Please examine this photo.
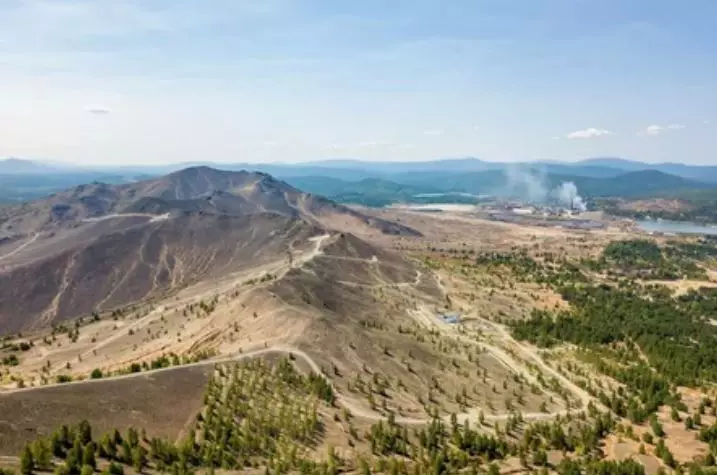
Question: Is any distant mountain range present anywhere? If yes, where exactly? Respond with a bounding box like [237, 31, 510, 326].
[3, 156, 717, 180]
[282, 170, 715, 207]
[2, 157, 717, 206]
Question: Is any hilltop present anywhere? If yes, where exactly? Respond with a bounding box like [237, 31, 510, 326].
[0, 167, 420, 332]
[0, 166, 418, 237]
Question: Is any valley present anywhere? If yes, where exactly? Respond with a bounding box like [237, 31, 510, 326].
[1, 0, 715, 471]
[1, 168, 717, 475]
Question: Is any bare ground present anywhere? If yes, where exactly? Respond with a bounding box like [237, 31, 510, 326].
[0, 364, 212, 454]
[0, 206, 649, 463]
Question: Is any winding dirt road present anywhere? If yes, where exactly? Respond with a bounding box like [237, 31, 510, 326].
[0, 231, 596, 432]
[81, 213, 170, 223]
[474, 315, 599, 412]
[0, 233, 39, 262]
[407, 305, 599, 417]
[0, 341, 587, 426]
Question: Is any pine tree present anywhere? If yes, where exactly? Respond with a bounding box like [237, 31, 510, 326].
[132, 446, 147, 473]
[120, 441, 131, 464]
[532, 449, 548, 467]
[51, 431, 64, 457]
[359, 457, 371, 475]
[59, 426, 70, 448]
[65, 446, 80, 475]
[111, 430, 122, 446]
[127, 428, 139, 449]
[54, 465, 70, 475]
[107, 462, 123, 475]
[20, 445, 35, 475]
[82, 443, 96, 470]
[77, 421, 92, 445]
[31, 439, 51, 470]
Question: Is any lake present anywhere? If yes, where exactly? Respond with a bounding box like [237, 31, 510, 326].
[637, 219, 717, 236]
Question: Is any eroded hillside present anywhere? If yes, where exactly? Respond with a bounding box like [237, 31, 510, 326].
[0, 213, 321, 333]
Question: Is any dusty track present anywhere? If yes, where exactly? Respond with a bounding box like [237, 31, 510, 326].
[83, 305, 166, 358]
[334, 269, 422, 289]
[407, 306, 600, 419]
[74, 232, 331, 365]
[0, 233, 39, 262]
[474, 315, 598, 412]
[0, 229, 596, 431]
[81, 213, 170, 223]
[0, 343, 587, 426]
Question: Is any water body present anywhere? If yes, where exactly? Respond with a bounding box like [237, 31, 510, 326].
[637, 219, 717, 236]
[413, 192, 490, 199]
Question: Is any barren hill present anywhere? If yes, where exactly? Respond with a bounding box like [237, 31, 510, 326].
[0, 212, 322, 334]
[0, 167, 419, 334]
[0, 166, 418, 237]
[0, 173, 589, 458]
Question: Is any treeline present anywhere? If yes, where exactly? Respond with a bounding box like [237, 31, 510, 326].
[474, 251, 588, 287]
[600, 198, 717, 224]
[585, 239, 708, 280]
[512, 282, 717, 386]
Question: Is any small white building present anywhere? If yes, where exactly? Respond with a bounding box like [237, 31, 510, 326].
[440, 313, 460, 324]
[511, 207, 535, 216]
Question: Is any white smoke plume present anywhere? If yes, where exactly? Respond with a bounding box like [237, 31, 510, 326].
[495, 166, 588, 211]
[553, 182, 587, 211]
[503, 166, 549, 203]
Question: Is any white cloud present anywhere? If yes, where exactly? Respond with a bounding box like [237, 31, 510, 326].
[262, 141, 278, 147]
[565, 128, 614, 139]
[644, 124, 664, 136]
[423, 129, 442, 136]
[639, 124, 687, 136]
[85, 104, 111, 115]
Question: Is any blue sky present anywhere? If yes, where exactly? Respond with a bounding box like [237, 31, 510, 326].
[0, 0, 715, 165]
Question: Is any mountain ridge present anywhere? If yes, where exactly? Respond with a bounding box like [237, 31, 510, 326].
[0, 166, 419, 333]
[3, 156, 716, 177]
[2, 158, 717, 208]
[0, 166, 419, 237]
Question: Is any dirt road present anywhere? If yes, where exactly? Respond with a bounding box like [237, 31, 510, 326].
[408, 305, 599, 416]
[81, 213, 170, 223]
[0, 230, 594, 428]
[0, 233, 39, 262]
[474, 315, 599, 411]
[0, 342, 586, 426]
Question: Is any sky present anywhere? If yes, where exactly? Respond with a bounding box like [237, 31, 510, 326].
[0, 0, 715, 166]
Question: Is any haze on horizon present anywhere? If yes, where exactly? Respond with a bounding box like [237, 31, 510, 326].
[0, 0, 715, 166]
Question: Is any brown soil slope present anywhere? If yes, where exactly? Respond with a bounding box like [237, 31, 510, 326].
[0, 212, 320, 334]
[271, 232, 445, 371]
[0, 167, 418, 335]
[0, 364, 212, 454]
